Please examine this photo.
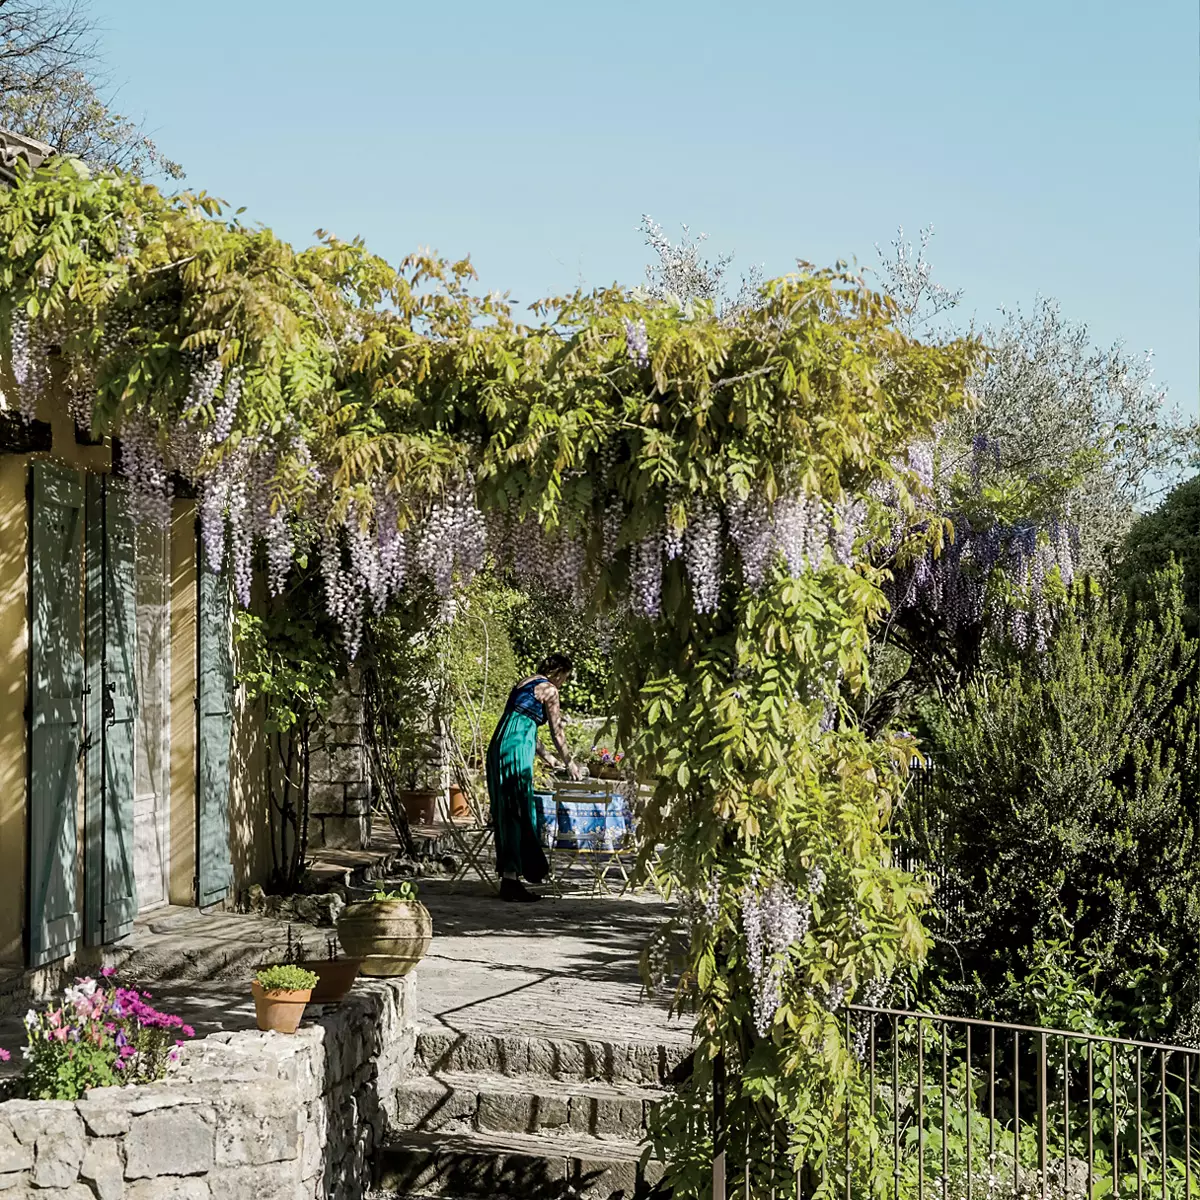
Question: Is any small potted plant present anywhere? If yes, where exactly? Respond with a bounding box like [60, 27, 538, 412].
[251, 964, 319, 1034]
[336, 881, 432, 978]
[289, 931, 361, 1005]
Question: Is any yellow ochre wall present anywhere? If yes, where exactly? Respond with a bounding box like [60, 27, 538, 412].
[168, 500, 198, 908]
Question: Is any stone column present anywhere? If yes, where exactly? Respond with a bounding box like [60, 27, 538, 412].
[305, 668, 373, 852]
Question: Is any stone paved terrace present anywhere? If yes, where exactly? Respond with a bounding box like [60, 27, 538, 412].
[411, 876, 691, 1050]
[0, 867, 691, 1084]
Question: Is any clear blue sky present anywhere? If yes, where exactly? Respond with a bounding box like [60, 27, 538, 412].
[95, 0, 1198, 413]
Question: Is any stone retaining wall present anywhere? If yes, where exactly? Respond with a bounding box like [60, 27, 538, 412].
[0, 976, 415, 1199]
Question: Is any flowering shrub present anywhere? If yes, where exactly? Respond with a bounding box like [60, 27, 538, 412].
[10, 969, 195, 1101]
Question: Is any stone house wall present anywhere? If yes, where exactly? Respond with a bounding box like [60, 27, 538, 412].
[0, 977, 415, 1199]
[306, 670, 373, 854]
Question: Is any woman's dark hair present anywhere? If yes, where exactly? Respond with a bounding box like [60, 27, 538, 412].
[536, 653, 573, 678]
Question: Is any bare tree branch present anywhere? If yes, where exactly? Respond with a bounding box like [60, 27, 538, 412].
[0, 0, 183, 179]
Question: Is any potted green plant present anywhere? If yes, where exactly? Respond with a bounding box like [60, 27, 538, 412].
[336, 882, 433, 977]
[251, 964, 319, 1034]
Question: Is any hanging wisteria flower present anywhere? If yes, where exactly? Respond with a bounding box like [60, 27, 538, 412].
[118, 413, 174, 529]
[906, 440, 935, 491]
[630, 534, 664, 619]
[663, 508, 684, 561]
[773, 491, 812, 576]
[320, 519, 368, 660]
[683, 502, 722, 614]
[623, 317, 650, 369]
[741, 874, 815, 1036]
[211, 368, 242, 445]
[415, 478, 489, 596]
[9, 311, 43, 424]
[727, 491, 775, 588]
[830, 495, 866, 567]
[602, 500, 624, 561]
[373, 487, 408, 607]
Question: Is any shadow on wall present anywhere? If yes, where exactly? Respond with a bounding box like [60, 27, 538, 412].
[0, 434, 29, 966]
[229, 572, 271, 899]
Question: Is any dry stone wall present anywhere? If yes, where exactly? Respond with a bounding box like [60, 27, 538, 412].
[0, 976, 415, 1199]
[307, 669, 373, 853]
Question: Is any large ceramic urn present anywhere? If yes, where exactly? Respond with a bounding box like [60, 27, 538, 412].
[336, 899, 433, 977]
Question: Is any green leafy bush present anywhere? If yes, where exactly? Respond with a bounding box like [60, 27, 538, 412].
[254, 965, 319, 994]
[1120, 473, 1200, 636]
[910, 564, 1200, 1039]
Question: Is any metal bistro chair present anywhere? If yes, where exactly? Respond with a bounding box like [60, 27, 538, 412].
[445, 777, 500, 895]
[549, 778, 655, 896]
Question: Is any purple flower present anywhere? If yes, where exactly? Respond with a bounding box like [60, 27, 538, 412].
[622, 317, 650, 369]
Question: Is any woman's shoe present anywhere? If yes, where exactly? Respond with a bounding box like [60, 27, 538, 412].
[499, 877, 542, 903]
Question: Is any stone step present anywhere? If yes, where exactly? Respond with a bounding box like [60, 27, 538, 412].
[415, 1029, 690, 1087]
[395, 1069, 664, 1141]
[378, 1128, 663, 1200]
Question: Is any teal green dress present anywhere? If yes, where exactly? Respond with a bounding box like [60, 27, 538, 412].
[486, 676, 552, 884]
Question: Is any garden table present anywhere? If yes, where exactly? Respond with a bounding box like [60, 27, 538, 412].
[540, 779, 645, 896]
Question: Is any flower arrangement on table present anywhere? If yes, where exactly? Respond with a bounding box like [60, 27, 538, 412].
[1, 967, 195, 1100]
[587, 746, 626, 779]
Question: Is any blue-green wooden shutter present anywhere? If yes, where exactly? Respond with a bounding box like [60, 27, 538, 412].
[84, 476, 138, 946]
[28, 462, 84, 967]
[197, 540, 234, 906]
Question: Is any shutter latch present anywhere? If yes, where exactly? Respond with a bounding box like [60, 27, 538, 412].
[77, 730, 93, 762]
[103, 682, 116, 727]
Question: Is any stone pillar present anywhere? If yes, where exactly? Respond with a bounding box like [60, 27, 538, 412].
[305, 669, 373, 852]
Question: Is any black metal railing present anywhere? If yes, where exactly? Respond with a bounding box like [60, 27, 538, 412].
[711, 1006, 1200, 1200]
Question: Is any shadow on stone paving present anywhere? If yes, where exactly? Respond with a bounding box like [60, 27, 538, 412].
[378, 1147, 640, 1200]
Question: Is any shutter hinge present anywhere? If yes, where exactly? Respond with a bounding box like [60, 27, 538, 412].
[192, 875, 200, 905]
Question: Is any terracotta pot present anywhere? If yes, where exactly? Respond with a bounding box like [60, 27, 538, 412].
[336, 899, 433, 977]
[296, 957, 361, 1005]
[400, 789, 438, 825]
[448, 785, 471, 821]
[595, 765, 623, 780]
[250, 980, 312, 1034]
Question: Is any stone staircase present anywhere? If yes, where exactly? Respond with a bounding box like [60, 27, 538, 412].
[376, 1027, 691, 1199]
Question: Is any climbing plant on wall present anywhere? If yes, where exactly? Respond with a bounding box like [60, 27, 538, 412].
[0, 156, 994, 1195]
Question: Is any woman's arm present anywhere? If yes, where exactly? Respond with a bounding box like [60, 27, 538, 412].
[535, 682, 580, 779]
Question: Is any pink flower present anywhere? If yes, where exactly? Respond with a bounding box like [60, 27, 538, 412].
[181, 1025, 195, 1039]
[100, 966, 116, 978]
[0, 1047, 10, 1062]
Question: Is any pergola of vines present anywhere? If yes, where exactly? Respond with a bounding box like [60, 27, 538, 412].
[1, 159, 986, 1195]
